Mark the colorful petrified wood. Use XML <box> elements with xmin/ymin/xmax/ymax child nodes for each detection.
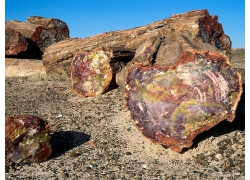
<box><xmin>5</xmin><ymin>115</ymin><xmax>52</xmax><ymax>166</ymax></box>
<box><xmin>125</xmin><ymin>50</ymin><xmax>242</xmax><ymax>152</ymax></box>
<box><xmin>71</xmin><ymin>47</ymin><xmax>113</xmax><ymax>98</ymax></box>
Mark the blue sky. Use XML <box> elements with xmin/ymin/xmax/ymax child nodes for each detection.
<box><xmin>5</xmin><ymin>0</ymin><xmax>245</xmax><ymax>48</ymax></box>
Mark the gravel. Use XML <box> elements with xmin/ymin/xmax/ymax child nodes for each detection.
<box><xmin>5</xmin><ymin>65</ymin><xmax>245</xmax><ymax>179</ymax></box>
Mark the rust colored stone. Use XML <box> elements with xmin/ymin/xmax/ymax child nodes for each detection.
<box><xmin>5</xmin><ymin>115</ymin><xmax>52</xmax><ymax>166</ymax></box>
<box><xmin>124</xmin><ymin>50</ymin><xmax>242</xmax><ymax>152</ymax></box>
<box><xmin>5</xmin><ymin>26</ymin><xmax>28</xmax><ymax>55</ymax></box>
<box><xmin>5</xmin><ymin>16</ymin><xmax>69</xmax><ymax>59</ymax></box>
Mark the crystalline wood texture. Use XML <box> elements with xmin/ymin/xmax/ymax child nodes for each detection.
<box><xmin>125</xmin><ymin>50</ymin><xmax>242</xmax><ymax>152</ymax></box>
<box><xmin>71</xmin><ymin>47</ymin><xmax>114</xmax><ymax>98</ymax></box>
<box><xmin>5</xmin><ymin>115</ymin><xmax>52</xmax><ymax>166</ymax></box>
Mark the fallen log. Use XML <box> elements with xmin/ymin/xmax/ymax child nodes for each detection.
<box><xmin>43</xmin><ymin>9</ymin><xmax>231</xmax><ymax>79</ymax></box>
<box><xmin>124</xmin><ymin>50</ymin><xmax>242</xmax><ymax>152</ymax></box>
<box><xmin>5</xmin><ymin>17</ymin><xmax>69</xmax><ymax>59</ymax></box>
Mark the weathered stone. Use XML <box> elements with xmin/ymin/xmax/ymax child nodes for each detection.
<box><xmin>5</xmin><ymin>115</ymin><xmax>52</xmax><ymax>166</ymax></box>
<box><xmin>124</xmin><ymin>50</ymin><xmax>242</xmax><ymax>152</ymax></box>
<box><xmin>43</xmin><ymin>9</ymin><xmax>231</xmax><ymax>78</ymax></box>
<box><xmin>5</xmin><ymin>26</ymin><xmax>28</xmax><ymax>55</ymax></box>
<box><xmin>5</xmin><ymin>16</ymin><xmax>69</xmax><ymax>59</ymax></box>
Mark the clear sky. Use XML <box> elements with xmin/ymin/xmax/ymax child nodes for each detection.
<box><xmin>5</xmin><ymin>0</ymin><xmax>245</xmax><ymax>48</ymax></box>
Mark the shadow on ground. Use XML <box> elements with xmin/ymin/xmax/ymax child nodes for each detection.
<box><xmin>49</xmin><ymin>131</ymin><xmax>91</xmax><ymax>159</ymax></box>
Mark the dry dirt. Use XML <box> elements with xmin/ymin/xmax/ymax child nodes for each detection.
<box><xmin>5</xmin><ymin>48</ymin><xmax>245</xmax><ymax>179</ymax></box>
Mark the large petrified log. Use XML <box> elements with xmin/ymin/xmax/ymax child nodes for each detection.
<box><xmin>43</xmin><ymin>9</ymin><xmax>231</xmax><ymax>79</ymax></box>
<box><xmin>124</xmin><ymin>50</ymin><xmax>242</xmax><ymax>152</ymax></box>
<box><xmin>5</xmin><ymin>16</ymin><xmax>69</xmax><ymax>59</ymax></box>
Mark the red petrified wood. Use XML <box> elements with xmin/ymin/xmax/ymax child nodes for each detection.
<box><xmin>5</xmin><ymin>26</ymin><xmax>28</xmax><ymax>55</ymax></box>
<box><xmin>71</xmin><ymin>47</ymin><xmax>114</xmax><ymax>98</ymax></box>
<box><xmin>5</xmin><ymin>115</ymin><xmax>52</xmax><ymax>166</ymax></box>
<box><xmin>124</xmin><ymin>50</ymin><xmax>242</xmax><ymax>152</ymax></box>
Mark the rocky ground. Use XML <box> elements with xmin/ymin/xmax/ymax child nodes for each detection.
<box><xmin>5</xmin><ymin>49</ymin><xmax>245</xmax><ymax>179</ymax></box>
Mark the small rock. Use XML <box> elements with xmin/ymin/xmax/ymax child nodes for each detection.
<box><xmin>215</xmin><ymin>154</ymin><xmax>223</xmax><ymax>160</ymax></box>
<box><xmin>125</xmin><ymin>152</ymin><xmax>132</xmax><ymax>155</ymax></box>
<box><xmin>69</xmin><ymin>151</ymin><xmax>80</xmax><ymax>157</ymax></box>
<box><xmin>5</xmin><ymin>115</ymin><xmax>52</xmax><ymax>166</ymax></box>
<box><xmin>112</xmin><ymin>166</ymin><xmax>120</xmax><ymax>171</ymax></box>
<box><xmin>231</xmin><ymin>144</ymin><xmax>237</xmax><ymax>151</ymax></box>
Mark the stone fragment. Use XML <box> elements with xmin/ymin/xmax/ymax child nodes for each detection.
<box><xmin>5</xmin><ymin>115</ymin><xmax>52</xmax><ymax>166</ymax></box>
<box><xmin>5</xmin><ymin>26</ymin><xmax>28</xmax><ymax>55</ymax></box>
<box><xmin>125</xmin><ymin>50</ymin><xmax>242</xmax><ymax>152</ymax></box>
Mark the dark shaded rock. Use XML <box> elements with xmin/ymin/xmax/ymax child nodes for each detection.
<box><xmin>124</xmin><ymin>50</ymin><xmax>242</xmax><ymax>152</ymax></box>
<box><xmin>5</xmin><ymin>115</ymin><xmax>52</xmax><ymax>166</ymax></box>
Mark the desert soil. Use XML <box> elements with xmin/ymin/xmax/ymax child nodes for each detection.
<box><xmin>5</xmin><ymin>49</ymin><xmax>245</xmax><ymax>179</ymax></box>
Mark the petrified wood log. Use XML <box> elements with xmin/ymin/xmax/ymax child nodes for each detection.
<box><xmin>5</xmin><ymin>115</ymin><xmax>52</xmax><ymax>166</ymax></box>
<box><xmin>124</xmin><ymin>50</ymin><xmax>242</xmax><ymax>152</ymax></box>
<box><xmin>71</xmin><ymin>47</ymin><xmax>114</xmax><ymax>97</ymax></box>
<box><xmin>5</xmin><ymin>27</ymin><xmax>28</xmax><ymax>55</ymax></box>
<box><xmin>43</xmin><ymin>9</ymin><xmax>231</xmax><ymax>78</ymax></box>
<box><xmin>5</xmin><ymin>16</ymin><xmax>69</xmax><ymax>59</ymax></box>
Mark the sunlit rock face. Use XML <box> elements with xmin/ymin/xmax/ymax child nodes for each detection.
<box><xmin>71</xmin><ymin>47</ymin><xmax>113</xmax><ymax>98</ymax></box>
<box><xmin>5</xmin><ymin>115</ymin><xmax>52</xmax><ymax>166</ymax></box>
<box><xmin>125</xmin><ymin>50</ymin><xmax>242</xmax><ymax>152</ymax></box>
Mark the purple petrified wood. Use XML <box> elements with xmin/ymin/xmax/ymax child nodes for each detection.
<box><xmin>71</xmin><ymin>47</ymin><xmax>113</xmax><ymax>98</ymax></box>
<box><xmin>5</xmin><ymin>115</ymin><xmax>52</xmax><ymax>166</ymax></box>
<box><xmin>125</xmin><ymin>50</ymin><xmax>242</xmax><ymax>152</ymax></box>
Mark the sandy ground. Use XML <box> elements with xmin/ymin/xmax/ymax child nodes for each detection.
<box><xmin>5</xmin><ymin>49</ymin><xmax>245</xmax><ymax>179</ymax></box>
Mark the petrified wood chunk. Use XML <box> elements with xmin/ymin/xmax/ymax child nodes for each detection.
<box><xmin>5</xmin><ymin>16</ymin><xmax>69</xmax><ymax>59</ymax></box>
<box><xmin>5</xmin><ymin>27</ymin><xmax>28</xmax><ymax>55</ymax></box>
<box><xmin>71</xmin><ymin>47</ymin><xmax>114</xmax><ymax>97</ymax></box>
<box><xmin>43</xmin><ymin>9</ymin><xmax>231</xmax><ymax>78</ymax></box>
<box><xmin>5</xmin><ymin>115</ymin><xmax>52</xmax><ymax>166</ymax></box>
<box><xmin>125</xmin><ymin>50</ymin><xmax>242</xmax><ymax>152</ymax></box>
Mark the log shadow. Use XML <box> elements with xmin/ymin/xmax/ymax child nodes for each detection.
<box><xmin>49</xmin><ymin>131</ymin><xmax>91</xmax><ymax>159</ymax></box>
<box><xmin>5</xmin><ymin>38</ymin><xmax>43</xmax><ymax>59</ymax></box>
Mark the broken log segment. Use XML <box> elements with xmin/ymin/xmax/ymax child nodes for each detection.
<box><xmin>124</xmin><ymin>50</ymin><xmax>242</xmax><ymax>152</ymax></box>
<box><xmin>71</xmin><ymin>47</ymin><xmax>114</xmax><ymax>98</ymax></box>
<box><xmin>43</xmin><ymin>9</ymin><xmax>231</xmax><ymax>78</ymax></box>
